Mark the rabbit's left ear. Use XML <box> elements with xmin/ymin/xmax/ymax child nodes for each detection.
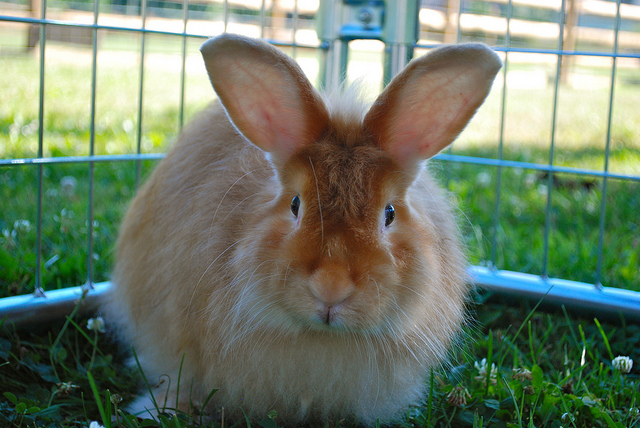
<box><xmin>201</xmin><ymin>34</ymin><xmax>329</xmax><ymax>165</ymax></box>
<box><xmin>363</xmin><ymin>44</ymin><xmax>502</xmax><ymax>169</ymax></box>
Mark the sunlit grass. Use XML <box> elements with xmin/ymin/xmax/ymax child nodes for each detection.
<box><xmin>1</xmin><ymin>41</ymin><xmax>639</xmax><ymax>297</ymax></box>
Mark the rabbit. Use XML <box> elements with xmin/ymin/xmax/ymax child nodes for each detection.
<box><xmin>103</xmin><ymin>33</ymin><xmax>502</xmax><ymax>425</ymax></box>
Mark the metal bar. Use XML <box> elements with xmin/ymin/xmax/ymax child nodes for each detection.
<box><xmin>0</xmin><ymin>153</ymin><xmax>166</xmax><ymax>166</ymax></box>
<box><xmin>178</xmin><ymin>0</ymin><xmax>189</xmax><ymax>130</ymax></box>
<box><xmin>3</xmin><ymin>272</ymin><xmax>640</xmax><ymax>327</ymax></box>
<box><xmin>3</xmin><ymin>153</ymin><xmax>639</xmax><ymax>183</ymax></box>
<box><xmin>0</xmin><ymin>15</ymin><xmax>322</xmax><ymax>50</ymax></box>
<box><xmin>314</xmin><ymin>0</ymin><xmax>350</xmax><ymax>88</ymax></box>
<box><xmin>382</xmin><ymin>0</ymin><xmax>419</xmax><ymax>85</ymax></box>
<box><xmin>0</xmin><ymin>283</ymin><xmax>110</xmax><ymax>326</ymax></box>
<box><xmin>415</xmin><ymin>41</ymin><xmax>640</xmax><ymax>60</ymax></box>
<box><xmin>292</xmin><ymin>0</ymin><xmax>299</xmax><ymax>59</ymax></box>
<box><xmin>260</xmin><ymin>0</ymin><xmax>266</xmax><ymax>39</ymax></box>
<box><xmin>490</xmin><ymin>0</ymin><xmax>512</xmax><ymax>268</ymax></box>
<box><xmin>339</xmin><ymin>41</ymin><xmax>349</xmax><ymax>85</ymax></box>
<box><xmin>34</xmin><ymin>0</ymin><xmax>47</xmax><ymax>297</ymax></box>
<box><xmin>223</xmin><ymin>0</ymin><xmax>229</xmax><ymax>33</ymax></box>
<box><xmin>443</xmin><ymin>0</ymin><xmax>465</xmax><ymax>193</ymax></box>
<box><xmin>135</xmin><ymin>0</ymin><xmax>148</xmax><ymax>188</ymax></box>
<box><xmin>596</xmin><ymin>0</ymin><xmax>622</xmax><ymax>288</ymax></box>
<box><xmin>35</xmin><ymin>164</ymin><xmax>44</xmax><ymax>295</ymax></box>
<box><xmin>541</xmin><ymin>0</ymin><xmax>566</xmax><ymax>279</ymax></box>
<box><xmin>1</xmin><ymin>14</ymin><xmax>638</xmax><ymax>60</ymax></box>
<box><xmin>455</xmin><ymin>0</ymin><xmax>462</xmax><ymax>41</ymax></box>
<box><xmin>86</xmin><ymin>0</ymin><xmax>100</xmax><ymax>289</ymax></box>
<box><xmin>432</xmin><ymin>154</ymin><xmax>640</xmax><ymax>182</ymax></box>
<box><xmin>470</xmin><ymin>267</ymin><xmax>640</xmax><ymax>322</ymax></box>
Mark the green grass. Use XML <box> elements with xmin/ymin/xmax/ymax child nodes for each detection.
<box><xmin>1</xmin><ymin>297</ymin><xmax>639</xmax><ymax>427</ymax></box>
<box><xmin>0</xmin><ymin>161</ymin><xmax>157</xmax><ymax>295</ymax></box>
<box><xmin>1</xmin><ymin>42</ymin><xmax>639</xmax><ymax>296</ymax></box>
<box><xmin>0</xmin><ymin>36</ymin><xmax>639</xmax><ymax>427</ymax></box>
<box><xmin>437</xmin><ymin>159</ymin><xmax>640</xmax><ymax>290</ymax></box>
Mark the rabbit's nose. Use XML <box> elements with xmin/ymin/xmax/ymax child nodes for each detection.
<box><xmin>309</xmin><ymin>263</ymin><xmax>355</xmax><ymax>309</ymax></box>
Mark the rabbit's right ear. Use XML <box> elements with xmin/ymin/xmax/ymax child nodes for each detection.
<box><xmin>363</xmin><ymin>43</ymin><xmax>502</xmax><ymax>171</ymax></box>
<box><xmin>201</xmin><ymin>34</ymin><xmax>329</xmax><ymax>164</ymax></box>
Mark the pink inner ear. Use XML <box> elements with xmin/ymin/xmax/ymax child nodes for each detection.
<box><xmin>201</xmin><ymin>34</ymin><xmax>329</xmax><ymax>163</ymax></box>
<box><xmin>381</xmin><ymin>73</ymin><xmax>487</xmax><ymax>164</ymax></box>
<box><xmin>237</xmin><ymin>94</ymin><xmax>304</xmax><ymax>158</ymax></box>
<box><xmin>399</xmin><ymin>94</ymin><xmax>477</xmax><ymax>160</ymax></box>
<box><xmin>364</xmin><ymin>43</ymin><xmax>502</xmax><ymax>168</ymax></box>
<box><xmin>213</xmin><ymin>59</ymin><xmax>308</xmax><ymax>157</ymax></box>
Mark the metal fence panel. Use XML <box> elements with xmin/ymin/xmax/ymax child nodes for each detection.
<box><xmin>0</xmin><ymin>0</ymin><xmax>638</xmax><ymax>324</ymax></box>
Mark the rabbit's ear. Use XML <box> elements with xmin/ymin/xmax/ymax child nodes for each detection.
<box><xmin>363</xmin><ymin>44</ymin><xmax>502</xmax><ymax>169</ymax></box>
<box><xmin>201</xmin><ymin>34</ymin><xmax>329</xmax><ymax>164</ymax></box>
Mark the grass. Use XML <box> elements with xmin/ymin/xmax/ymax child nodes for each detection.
<box><xmin>439</xmin><ymin>159</ymin><xmax>640</xmax><ymax>289</ymax></box>
<box><xmin>1</xmin><ymin>42</ymin><xmax>639</xmax><ymax>296</ymax></box>
<box><xmin>0</xmin><ymin>36</ymin><xmax>639</xmax><ymax>427</ymax></box>
<box><xmin>0</xmin><ymin>296</ymin><xmax>639</xmax><ymax>427</ymax></box>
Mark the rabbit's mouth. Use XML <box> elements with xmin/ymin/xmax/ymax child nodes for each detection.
<box><xmin>311</xmin><ymin>299</ymin><xmax>351</xmax><ymax>330</ymax></box>
<box><xmin>297</xmin><ymin>291</ymin><xmax>389</xmax><ymax>334</ymax></box>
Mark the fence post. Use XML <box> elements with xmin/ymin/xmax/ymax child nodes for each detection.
<box><xmin>382</xmin><ymin>0</ymin><xmax>419</xmax><ymax>85</ymax></box>
<box><xmin>316</xmin><ymin>0</ymin><xmax>349</xmax><ymax>89</ymax></box>
<box><xmin>317</xmin><ymin>0</ymin><xmax>418</xmax><ymax>89</ymax></box>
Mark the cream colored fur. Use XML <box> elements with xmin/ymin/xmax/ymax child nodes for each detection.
<box><xmin>103</xmin><ymin>34</ymin><xmax>502</xmax><ymax>425</ymax></box>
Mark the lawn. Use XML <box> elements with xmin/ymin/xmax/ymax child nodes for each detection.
<box><xmin>1</xmin><ymin>42</ymin><xmax>639</xmax><ymax>296</ymax></box>
<box><xmin>0</xmin><ymin>36</ymin><xmax>639</xmax><ymax>427</ymax></box>
<box><xmin>1</xmin><ymin>297</ymin><xmax>639</xmax><ymax>427</ymax></box>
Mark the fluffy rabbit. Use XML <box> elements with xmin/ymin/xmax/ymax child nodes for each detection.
<box><xmin>104</xmin><ymin>34</ymin><xmax>501</xmax><ymax>425</ymax></box>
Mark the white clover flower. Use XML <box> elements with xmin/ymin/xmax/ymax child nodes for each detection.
<box><xmin>60</xmin><ymin>175</ymin><xmax>78</xmax><ymax>196</ymax></box>
<box><xmin>474</xmin><ymin>358</ymin><xmax>498</xmax><ymax>384</ymax></box>
<box><xmin>524</xmin><ymin>173</ymin><xmax>536</xmax><ymax>188</ymax></box>
<box><xmin>2</xmin><ymin>228</ymin><xmax>16</xmax><ymax>240</ymax></box>
<box><xmin>612</xmin><ymin>356</ymin><xmax>633</xmax><ymax>374</ymax></box>
<box><xmin>476</xmin><ymin>172</ymin><xmax>492</xmax><ymax>188</ymax></box>
<box><xmin>87</xmin><ymin>316</ymin><xmax>106</xmax><ymax>333</ymax></box>
<box><xmin>13</xmin><ymin>220</ymin><xmax>31</xmax><ymax>233</ymax></box>
<box><xmin>1</xmin><ymin>228</ymin><xmax>17</xmax><ymax>249</ymax></box>
<box><xmin>537</xmin><ymin>184</ymin><xmax>548</xmax><ymax>196</ymax></box>
<box><xmin>89</xmin><ymin>422</ymin><xmax>105</xmax><ymax>428</ymax></box>
<box><xmin>56</xmin><ymin>381</ymin><xmax>78</xmax><ymax>395</ymax></box>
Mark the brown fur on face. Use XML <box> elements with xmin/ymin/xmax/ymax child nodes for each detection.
<box><xmin>103</xmin><ymin>34</ymin><xmax>502</xmax><ymax>425</ymax></box>
<box><xmin>263</xmin><ymin>118</ymin><xmax>417</xmax><ymax>331</ymax></box>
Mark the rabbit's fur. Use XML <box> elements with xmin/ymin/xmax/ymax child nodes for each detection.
<box><xmin>104</xmin><ymin>34</ymin><xmax>502</xmax><ymax>425</ymax></box>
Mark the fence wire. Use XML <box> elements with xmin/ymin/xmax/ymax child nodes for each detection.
<box><xmin>0</xmin><ymin>0</ymin><xmax>639</xmax><ymax>324</ymax></box>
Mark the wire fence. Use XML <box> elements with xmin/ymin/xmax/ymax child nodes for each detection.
<box><xmin>0</xmin><ymin>0</ymin><xmax>639</xmax><ymax>324</ymax></box>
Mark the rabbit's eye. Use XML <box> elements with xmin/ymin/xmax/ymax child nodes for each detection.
<box><xmin>384</xmin><ymin>204</ymin><xmax>395</xmax><ymax>227</ymax></box>
<box><xmin>291</xmin><ymin>195</ymin><xmax>300</xmax><ymax>217</ymax></box>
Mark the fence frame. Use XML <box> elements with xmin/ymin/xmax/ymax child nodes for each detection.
<box><xmin>1</xmin><ymin>0</ymin><xmax>639</xmax><ymax>325</ymax></box>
